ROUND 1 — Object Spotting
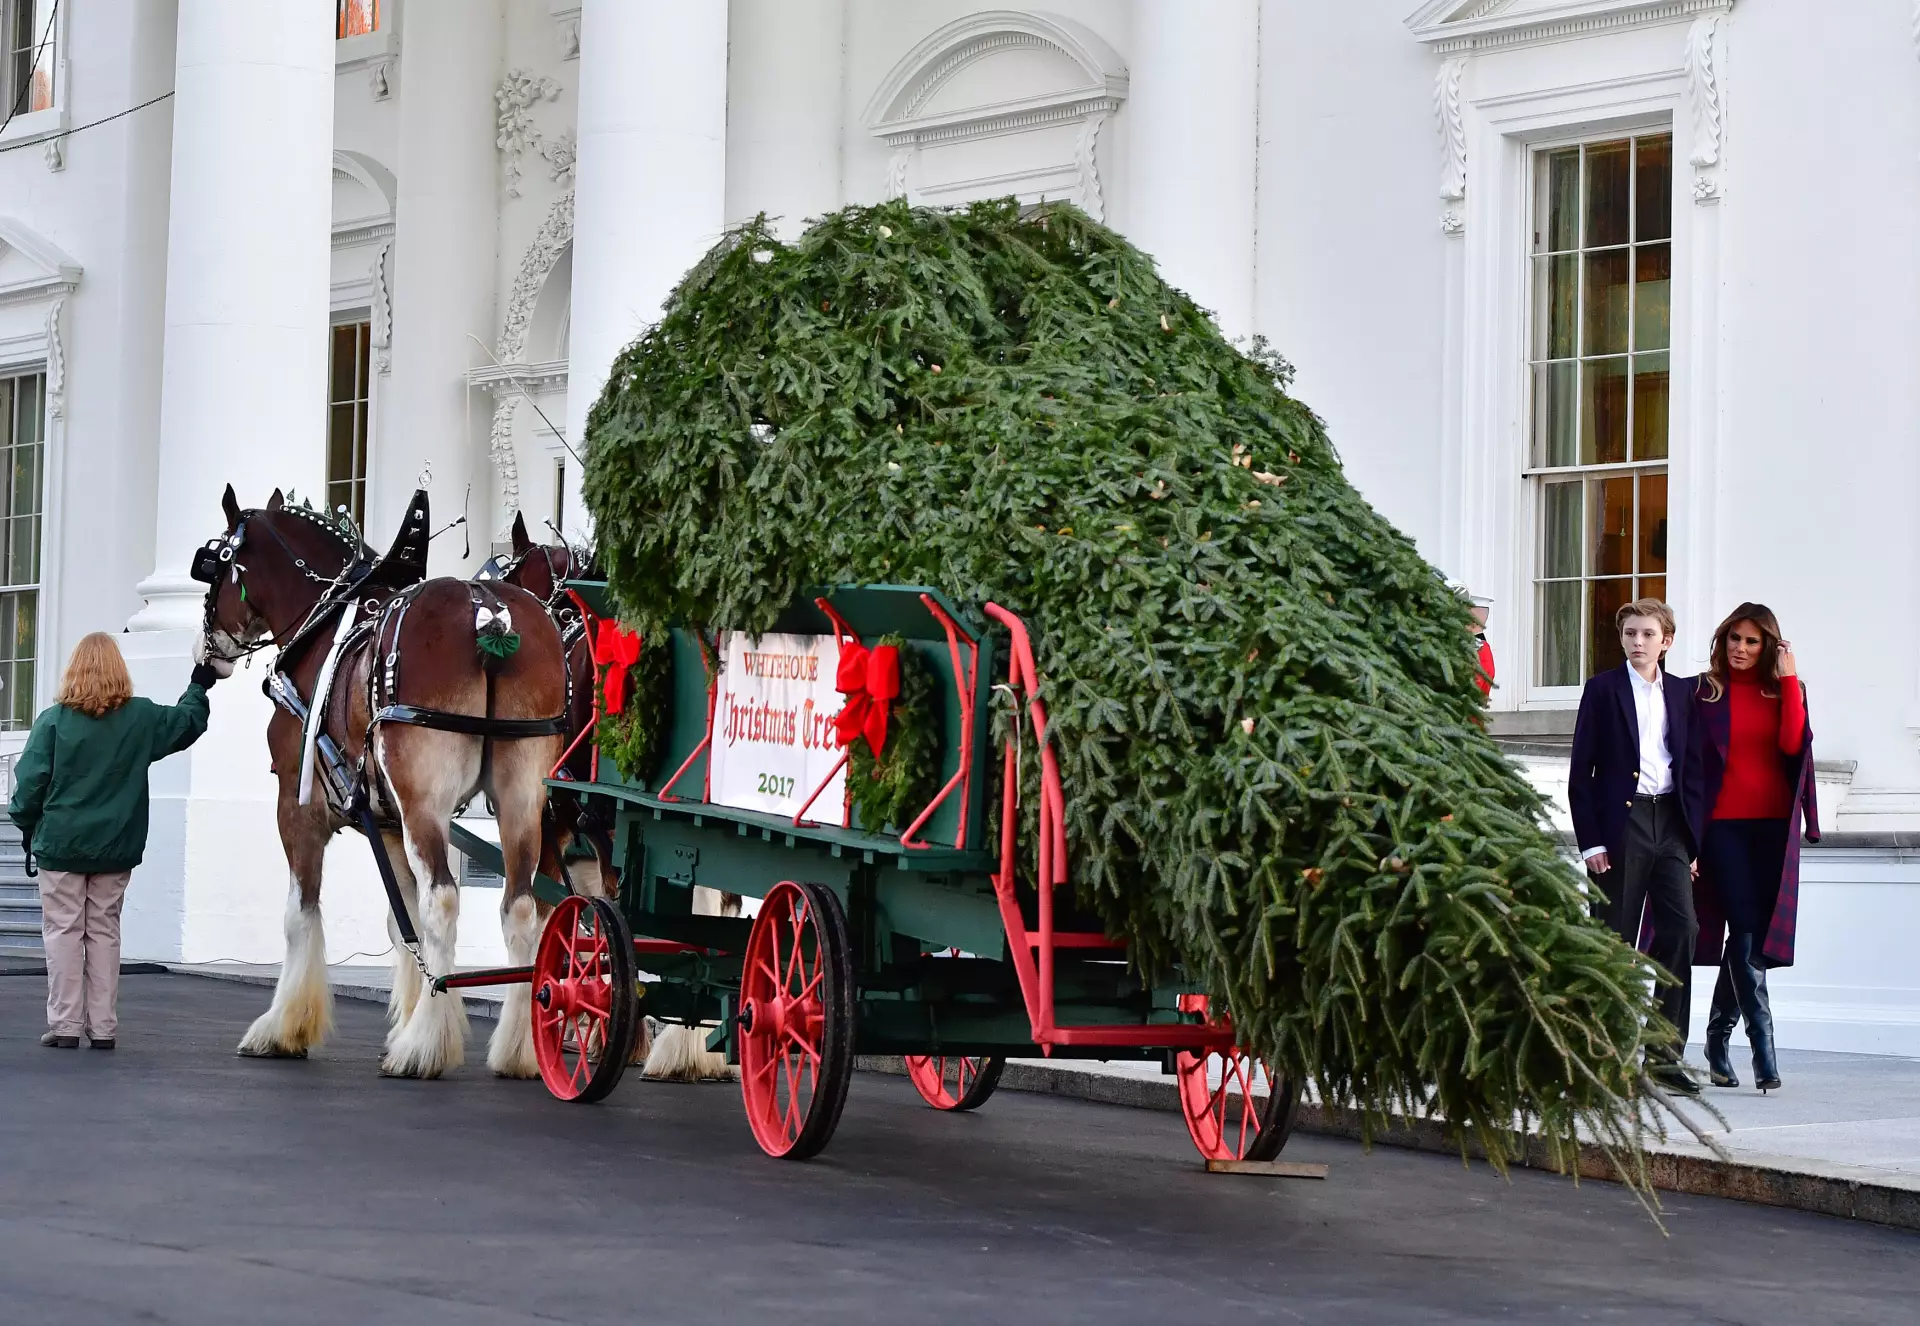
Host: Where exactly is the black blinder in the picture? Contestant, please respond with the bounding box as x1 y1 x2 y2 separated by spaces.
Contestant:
189 543 224 585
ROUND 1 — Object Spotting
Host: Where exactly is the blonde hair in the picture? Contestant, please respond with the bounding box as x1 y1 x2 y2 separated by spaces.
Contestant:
1615 597 1677 643
56 632 134 718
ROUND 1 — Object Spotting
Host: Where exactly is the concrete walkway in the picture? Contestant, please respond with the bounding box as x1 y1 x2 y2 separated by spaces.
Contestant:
169 959 1920 1228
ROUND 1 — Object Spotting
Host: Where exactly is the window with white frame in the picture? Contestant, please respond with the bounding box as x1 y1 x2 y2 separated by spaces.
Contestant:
0 371 44 730
337 0 380 39
2 0 56 119
1528 132 1672 687
328 320 373 527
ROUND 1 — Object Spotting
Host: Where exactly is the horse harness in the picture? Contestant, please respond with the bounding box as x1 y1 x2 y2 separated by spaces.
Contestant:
192 490 566 970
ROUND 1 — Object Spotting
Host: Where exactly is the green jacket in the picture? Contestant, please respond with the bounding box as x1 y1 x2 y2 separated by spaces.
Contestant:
7 681 212 874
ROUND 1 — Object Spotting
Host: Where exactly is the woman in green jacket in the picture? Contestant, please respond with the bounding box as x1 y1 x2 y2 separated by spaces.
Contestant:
8 632 225 1048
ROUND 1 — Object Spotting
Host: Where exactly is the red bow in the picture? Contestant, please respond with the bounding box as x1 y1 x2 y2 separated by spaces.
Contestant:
834 642 900 755
593 620 643 713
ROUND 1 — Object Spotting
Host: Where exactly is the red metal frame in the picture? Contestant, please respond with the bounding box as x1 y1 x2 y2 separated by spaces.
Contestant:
792 598 861 829
897 593 979 851
657 632 719 802
982 602 1235 1057
550 588 605 782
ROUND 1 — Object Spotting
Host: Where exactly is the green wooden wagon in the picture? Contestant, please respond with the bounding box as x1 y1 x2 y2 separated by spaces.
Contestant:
448 582 1299 1163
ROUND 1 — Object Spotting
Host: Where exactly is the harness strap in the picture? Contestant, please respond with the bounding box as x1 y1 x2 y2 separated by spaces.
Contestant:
348 784 419 948
370 704 568 738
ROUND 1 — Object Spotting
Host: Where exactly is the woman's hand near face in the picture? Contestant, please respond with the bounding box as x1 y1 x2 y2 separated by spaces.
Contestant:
1777 640 1797 677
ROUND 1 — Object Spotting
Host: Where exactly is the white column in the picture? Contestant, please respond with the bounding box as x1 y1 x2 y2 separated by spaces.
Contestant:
375 0 504 560
1125 0 1260 341
726 0 844 237
565 0 730 450
129 1 335 632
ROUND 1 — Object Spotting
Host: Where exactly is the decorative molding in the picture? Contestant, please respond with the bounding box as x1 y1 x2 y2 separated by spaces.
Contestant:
0 216 82 309
332 220 395 251
44 295 65 420
1685 12 1724 203
1434 55 1467 233
1074 112 1108 222
496 69 561 198
369 241 393 374
1409 0 1733 56
483 190 576 528
549 1 581 61
536 128 576 188
368 56 393 101
468 359 569 395
1440 210 1466 235
43 136 62 172
865 12 1127 215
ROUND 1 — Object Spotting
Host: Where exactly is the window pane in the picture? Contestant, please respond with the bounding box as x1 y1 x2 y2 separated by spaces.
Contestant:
12 439 39 521
1584 140 1632 248
329 404 357 481
1632 352 1670 460
1583 248 1631 356
1591 475 1635 577
1542 480 1582 579
1532 362 1578 467
1634 243 1671 351
1590 579 1631 676
331 326 357 403
1539 580 1582 687
1533 254 1578 360
1580 357 1629 465
1638 471 1668 573
1639 575 1667 607
1536 148 1581 253
338 0 379 39
13 374 40 449
1635 135 1673 242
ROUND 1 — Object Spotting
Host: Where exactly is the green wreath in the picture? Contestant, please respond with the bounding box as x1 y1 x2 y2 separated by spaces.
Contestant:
595 631 675 785
846 635 941 833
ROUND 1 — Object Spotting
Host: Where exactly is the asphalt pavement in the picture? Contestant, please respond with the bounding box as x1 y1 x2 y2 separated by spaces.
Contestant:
2 972 1916 1325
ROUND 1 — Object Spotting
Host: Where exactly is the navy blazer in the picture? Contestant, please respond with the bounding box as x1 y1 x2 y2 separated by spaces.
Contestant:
1567 665 1708 864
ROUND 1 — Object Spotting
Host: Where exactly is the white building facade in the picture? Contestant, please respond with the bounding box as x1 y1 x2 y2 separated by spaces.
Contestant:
1 0 1916 1053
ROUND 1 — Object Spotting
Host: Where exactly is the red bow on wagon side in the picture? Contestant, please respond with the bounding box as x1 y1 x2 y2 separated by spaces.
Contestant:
593 620 643 713
834 641 900 755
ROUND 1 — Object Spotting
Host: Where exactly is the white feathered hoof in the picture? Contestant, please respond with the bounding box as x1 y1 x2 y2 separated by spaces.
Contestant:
379 990 469 1079
641 1023 737 1082
629 1015 656 1066
486 986 540 1079
235 989 333 1059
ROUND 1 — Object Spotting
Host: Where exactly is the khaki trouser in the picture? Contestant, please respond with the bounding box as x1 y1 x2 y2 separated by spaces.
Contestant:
39 868 133 1039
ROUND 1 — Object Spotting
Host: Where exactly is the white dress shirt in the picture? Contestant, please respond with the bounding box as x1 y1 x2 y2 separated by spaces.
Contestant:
1628 663 1675 795
1582 664 1674 862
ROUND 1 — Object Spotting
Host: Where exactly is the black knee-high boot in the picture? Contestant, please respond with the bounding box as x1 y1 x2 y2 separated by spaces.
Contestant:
1726 932 1781 1092
1705 961 1740 1088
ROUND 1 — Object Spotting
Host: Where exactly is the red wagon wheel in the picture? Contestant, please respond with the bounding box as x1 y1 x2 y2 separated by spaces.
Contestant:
532 895 639 1103
1175 1048 1299 1162
736 880 855 1160
904 1055 1005 1111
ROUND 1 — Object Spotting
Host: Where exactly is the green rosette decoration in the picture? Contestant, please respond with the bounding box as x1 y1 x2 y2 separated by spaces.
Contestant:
582 198 1686 1204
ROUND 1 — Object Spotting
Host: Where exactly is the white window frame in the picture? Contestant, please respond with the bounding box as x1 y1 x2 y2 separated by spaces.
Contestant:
0 0 69 153
1436 48 1726 711
0 367 45 732
327 313 375 530
1522 129 1675 693
335 0 400 78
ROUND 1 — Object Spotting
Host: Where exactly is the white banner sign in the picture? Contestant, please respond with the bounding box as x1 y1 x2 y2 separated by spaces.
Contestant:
707 631 847 823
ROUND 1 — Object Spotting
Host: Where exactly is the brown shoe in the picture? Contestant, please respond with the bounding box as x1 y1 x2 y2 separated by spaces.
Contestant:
40 1032 79 1049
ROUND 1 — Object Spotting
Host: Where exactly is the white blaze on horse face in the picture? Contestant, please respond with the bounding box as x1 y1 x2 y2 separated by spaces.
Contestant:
236 884 334 1057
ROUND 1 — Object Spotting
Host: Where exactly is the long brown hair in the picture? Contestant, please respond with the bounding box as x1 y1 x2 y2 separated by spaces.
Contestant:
55 632 135 718
1699 602 1784 703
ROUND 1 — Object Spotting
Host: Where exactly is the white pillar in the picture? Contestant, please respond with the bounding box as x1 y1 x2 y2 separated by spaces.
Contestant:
376 0 504 560
1125 0 1260 341
727 0 843 237
129 1 335 632
565 0 730 450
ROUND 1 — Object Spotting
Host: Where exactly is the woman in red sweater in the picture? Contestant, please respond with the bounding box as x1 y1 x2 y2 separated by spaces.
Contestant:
1693 603 1818 1093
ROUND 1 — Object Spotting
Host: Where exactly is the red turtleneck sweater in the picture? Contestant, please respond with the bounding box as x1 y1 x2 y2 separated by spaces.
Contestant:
1711 667 1806 820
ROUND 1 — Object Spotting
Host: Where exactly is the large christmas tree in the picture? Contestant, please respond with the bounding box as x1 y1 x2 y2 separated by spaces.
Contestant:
584 199 1678 1188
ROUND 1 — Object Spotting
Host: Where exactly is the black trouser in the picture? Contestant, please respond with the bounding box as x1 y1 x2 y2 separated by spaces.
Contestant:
1593 794 1698 1049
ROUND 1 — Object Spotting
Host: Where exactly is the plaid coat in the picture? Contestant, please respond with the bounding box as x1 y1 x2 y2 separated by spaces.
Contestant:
1691 679 1820 968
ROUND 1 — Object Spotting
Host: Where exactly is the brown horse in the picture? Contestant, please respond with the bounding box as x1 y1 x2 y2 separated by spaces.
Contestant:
490 514 616 899
194 487 568 1079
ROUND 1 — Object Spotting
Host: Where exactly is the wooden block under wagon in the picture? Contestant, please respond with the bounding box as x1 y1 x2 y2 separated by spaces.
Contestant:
1204 1159 1330 1180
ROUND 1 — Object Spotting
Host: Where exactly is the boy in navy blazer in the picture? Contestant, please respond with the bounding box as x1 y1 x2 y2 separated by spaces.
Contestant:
1568 598 1707 1094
